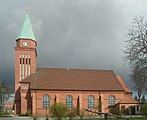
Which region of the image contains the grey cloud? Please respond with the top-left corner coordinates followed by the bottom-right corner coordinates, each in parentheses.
top-left (0, 0), bottom-right (147, 92)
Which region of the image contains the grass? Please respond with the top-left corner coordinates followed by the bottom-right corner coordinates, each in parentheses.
top-left (0, 112), bottom-right (13, 118)
top-left (107, 118), bottom-right (147, 120)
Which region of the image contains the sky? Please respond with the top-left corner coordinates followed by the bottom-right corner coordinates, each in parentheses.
top-left (0, 0), bottom-right (147, 92)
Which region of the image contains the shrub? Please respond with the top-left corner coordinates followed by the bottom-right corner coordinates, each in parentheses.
top-left (18, 109), bottom-right (32, 116)
top-left (50, 102), bottom-right (68, 120)
top-left (45, 116), bottom-right (49, 120)
top-left (32, 116), bottom-right (38, 120)
top-left (125, 108), bottom-right (131, 115)
top-left (140, 104), bottom-right (147, 117)
top-left (109, 106), bottom-right (120, 115)
top-left (98, 95), bottom-right (102, 112)
top-left (45, 114), bottom-right (49, 120)
top-left (79, 109), bottom-right (85, 120)
top-left (25, 109), bottom-right (32, 116)
top-left (0, 112), bottom-right (3, 117)
top-left (19, 113), bottom-right (25, 116)
top-left (67, 108), bottom-right (76, 120)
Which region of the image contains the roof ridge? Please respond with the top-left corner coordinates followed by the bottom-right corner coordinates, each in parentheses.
top-left (36, 67), bottom-right (113, 71)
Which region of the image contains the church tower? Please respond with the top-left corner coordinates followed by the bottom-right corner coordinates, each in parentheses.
top-left (15, 12), bottom-right (37, 114)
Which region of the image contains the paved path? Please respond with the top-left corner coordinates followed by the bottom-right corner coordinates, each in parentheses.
top-left (0, 117), bottom-right (54, 120)
top-left (0, 117), bottom-right (32, 120)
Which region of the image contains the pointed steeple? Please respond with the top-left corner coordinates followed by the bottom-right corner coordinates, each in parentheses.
top-left (17, 11), bottom-right (35, 41)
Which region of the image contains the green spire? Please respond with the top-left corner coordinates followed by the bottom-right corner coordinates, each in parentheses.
top-left (17, 13), bottom-right (35, 41)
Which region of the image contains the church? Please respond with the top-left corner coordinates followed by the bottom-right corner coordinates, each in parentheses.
top-left (14, 13), bottom-right (139, 116)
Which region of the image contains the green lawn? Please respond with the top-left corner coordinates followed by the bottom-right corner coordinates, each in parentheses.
top-left (69, 117), bottom-right (147, 120)
top-left (107, 118), bottom-right (147, 120)
top-left (66, 116), bottom-right (147, 120)
top-left (78, 116), bottom-right (147, 120)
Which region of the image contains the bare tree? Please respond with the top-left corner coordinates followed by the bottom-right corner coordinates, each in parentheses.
top-left (130, 65), bottom-right (147, 101)
top-left (0, 81), bottom-right (14, 112)
top-left (124, 16), bottom-right (147, 65)
top-left (0, 81), bottom-right (6, 112)
top-left (124, 16), bottom-right (147, 101)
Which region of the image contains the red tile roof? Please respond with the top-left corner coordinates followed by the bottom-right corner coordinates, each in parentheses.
top-left (118, 95), bottom-right (139, 104)
top-left (21, 68), bottom-right (125, 91)
top-left (116, 75), bottom-right (132, 93)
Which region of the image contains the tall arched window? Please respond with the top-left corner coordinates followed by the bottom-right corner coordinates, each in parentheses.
top-left (66, 96), bottom-right (73, 108)
top-left (88, 96), bottom-right (94, 108)
top-left (108, 95), bottom-right (115, 105)
top-left (42, 95), bottom-right (50, 109)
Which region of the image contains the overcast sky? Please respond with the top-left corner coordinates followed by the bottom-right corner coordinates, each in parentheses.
top-left (0, 0), bottom-right (147, 91)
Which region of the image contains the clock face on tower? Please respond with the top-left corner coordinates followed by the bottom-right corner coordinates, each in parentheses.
top-left (22, 42), bottom-right (28, 46)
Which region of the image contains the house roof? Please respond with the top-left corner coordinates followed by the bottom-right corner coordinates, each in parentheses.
top-left (116, 75), bottom-right (132, 93)
top-left (21, 68), bottom-right (126, 91)
top-left (117, 95), bottom-right (139, 104)
top-left (17, 13), bottom-right (35, 41)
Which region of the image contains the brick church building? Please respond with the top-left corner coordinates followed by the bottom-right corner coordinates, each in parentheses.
top-left (14, 13), bottom-right (139, 116)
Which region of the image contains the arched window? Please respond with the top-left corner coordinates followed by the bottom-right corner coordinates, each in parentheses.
top-left (88, 96), bottom-right (94, 108)
top-left (42, 95), bottom-right (50, 109)
top-left (108, 95), bottom-right (115, 105)
top-left (66, 96), bottom-right (73, 108)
